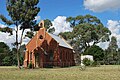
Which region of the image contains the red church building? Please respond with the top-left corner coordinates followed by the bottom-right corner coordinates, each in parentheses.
top-left (24, 21), bottom-right (75, 68)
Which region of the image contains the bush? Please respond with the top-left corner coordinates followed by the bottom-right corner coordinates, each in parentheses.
top-left (82, 58), bottom-right (91, 66)
top-left (82, 58), bottom-right (99, 67)
top-left (2, 56), bottom-right (12, 66)
top-left (28, 61), bottom-right (32, 69)
top-left (91, 61), bottom-right (100, 67)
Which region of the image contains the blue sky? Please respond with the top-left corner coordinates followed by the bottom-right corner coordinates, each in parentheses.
top-left (0, 0), bottom-right (120, 26)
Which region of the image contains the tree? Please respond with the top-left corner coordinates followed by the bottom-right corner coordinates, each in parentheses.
top-left (107, 36), bottom-right (118, 64)
top-left (59, 32), bottom-right (72, 40)
top-left (0, 42), bottom-right (11, 66)
top-left (117, 48), bottom-right (120, 64)
top-left (10, 48), bottom-right (17, 66)
top-left (44, 19), bottom-right (55, 33)
top-left (25, 31), bottom-right (34, 39)
top-left (60, 14), bottom-right (111, 53)
top-left (0, 0), bottom-right (40, 69)
top-left (108, 36), bottom-right (118, 53)
top-left (84, 45), bottom-right (104, 61)
top-left (0, 42), bottom-right (25, 66)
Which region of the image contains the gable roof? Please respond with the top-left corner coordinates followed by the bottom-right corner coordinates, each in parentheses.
top-left (48, 33), bottom-right (73, 49)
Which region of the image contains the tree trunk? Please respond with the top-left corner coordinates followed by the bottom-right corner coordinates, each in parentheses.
top-left (18, 29), bottom-right (25, 67)
top-left (19, 29), bottom-right (25, 50)
top-left (19, 29), bottom-right (25, 47)
top-left (16, 25), bottom-right (21, 69)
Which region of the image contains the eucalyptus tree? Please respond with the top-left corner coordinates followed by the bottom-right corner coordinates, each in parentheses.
top-left (60, 14), bottom-right (111, 53)
top-left (0, 0), bottom-right (40, 69)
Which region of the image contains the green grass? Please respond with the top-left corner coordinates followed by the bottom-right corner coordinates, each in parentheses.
top-left (0, 65), bottom-right (120, 80)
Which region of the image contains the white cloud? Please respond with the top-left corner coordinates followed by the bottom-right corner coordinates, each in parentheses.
top-left (83, 0), bottom-right (120, 12)
top-left (0, 24), bottom-right (31, 48)
top-left (0, 32), bottom-right (15, 48)
top-left (107, 20), bottom-right (120, 35)
top-left (107, 20), bottom-right (120, 48)
top-left (51, 16), bottom-right (73, 35)
top-left (0, 23), bottom-right (7, 28)
top-left (35, 16), bottom-right (41, 21)
top-left (97, 42), bottom-right (109, 50)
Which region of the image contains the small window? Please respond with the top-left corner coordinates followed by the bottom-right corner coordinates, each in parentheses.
top-left (40, 23), bottom-right (43, 28)
top-left (39, 35), bottom-right (43, 39)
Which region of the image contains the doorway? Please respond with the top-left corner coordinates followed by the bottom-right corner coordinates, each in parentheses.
top-left (48, 52), bottom-right (54, 67)
top-left (35, 53), bottom-right (40, 68)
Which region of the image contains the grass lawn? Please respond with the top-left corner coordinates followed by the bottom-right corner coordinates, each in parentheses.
top-left (0, 65), bottom-right (120, 80)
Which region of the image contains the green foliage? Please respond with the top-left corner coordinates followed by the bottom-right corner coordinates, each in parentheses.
top-left (108, 36), bottom-right (118, 51)
top-left (117, 48), bottom-right (120, 65)
top-left (25, 31), bottom-right (34, 38)
top-left (82, 58), bottom-right (91, 66)
top-left (91, 61), bottom-right (100, 67)
top-left (105, 36), bottom-right (119, 65)
top-left (0, 15), bottom-right (13, 25)
top-left (0, 42), bottom-right (25, 66)
top-left (59, 32), bottom-right (72, 40)
top-left (11, 48), bottom-right (18, 66)
top-left (44, 19), bottom-right (52, 29)
top-left (28, 61), bottom-right (32, 69)
top-left (44, 19), bottom-right (55, 34)
top-left (0, 42), bottom-right (11, 66)
top-left (84, 45), bottom-right (104, 61)
top-left (48, 27), bottom-right (55, 34)
top-left (0, 42), bottom-right (9, 49)
top-left (2, 56), bottom-right (12, 66)
top-left (5, 0), bottom-right (40, 29)
top-left (108, 36), bottom-right (118, 58)
top-left (0, 27), bottom-right (13, 35)
top-left (61, 14), bottom-right (111, 53)
top-left (82, 58), bottom-right (99, 67)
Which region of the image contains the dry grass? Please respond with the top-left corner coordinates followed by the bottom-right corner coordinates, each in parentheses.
top-left (0, 65), bottom-right (120, 80)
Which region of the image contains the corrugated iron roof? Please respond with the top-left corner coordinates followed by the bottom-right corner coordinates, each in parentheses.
top-left (48, 33), bottom-right (73, 49)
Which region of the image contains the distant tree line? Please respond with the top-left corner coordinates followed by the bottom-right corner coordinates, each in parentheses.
top-left (0, 42), bottom-right (25, 66)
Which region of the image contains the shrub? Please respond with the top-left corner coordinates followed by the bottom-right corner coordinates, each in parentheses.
top-left (82, 58), bottom-right (91, 66)
top-left (28, 61), bottom-right (32, 69)
top-left (2, 56), bottom-right (12, 66)
top-left (82, 58), bottom-right (99, 67)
